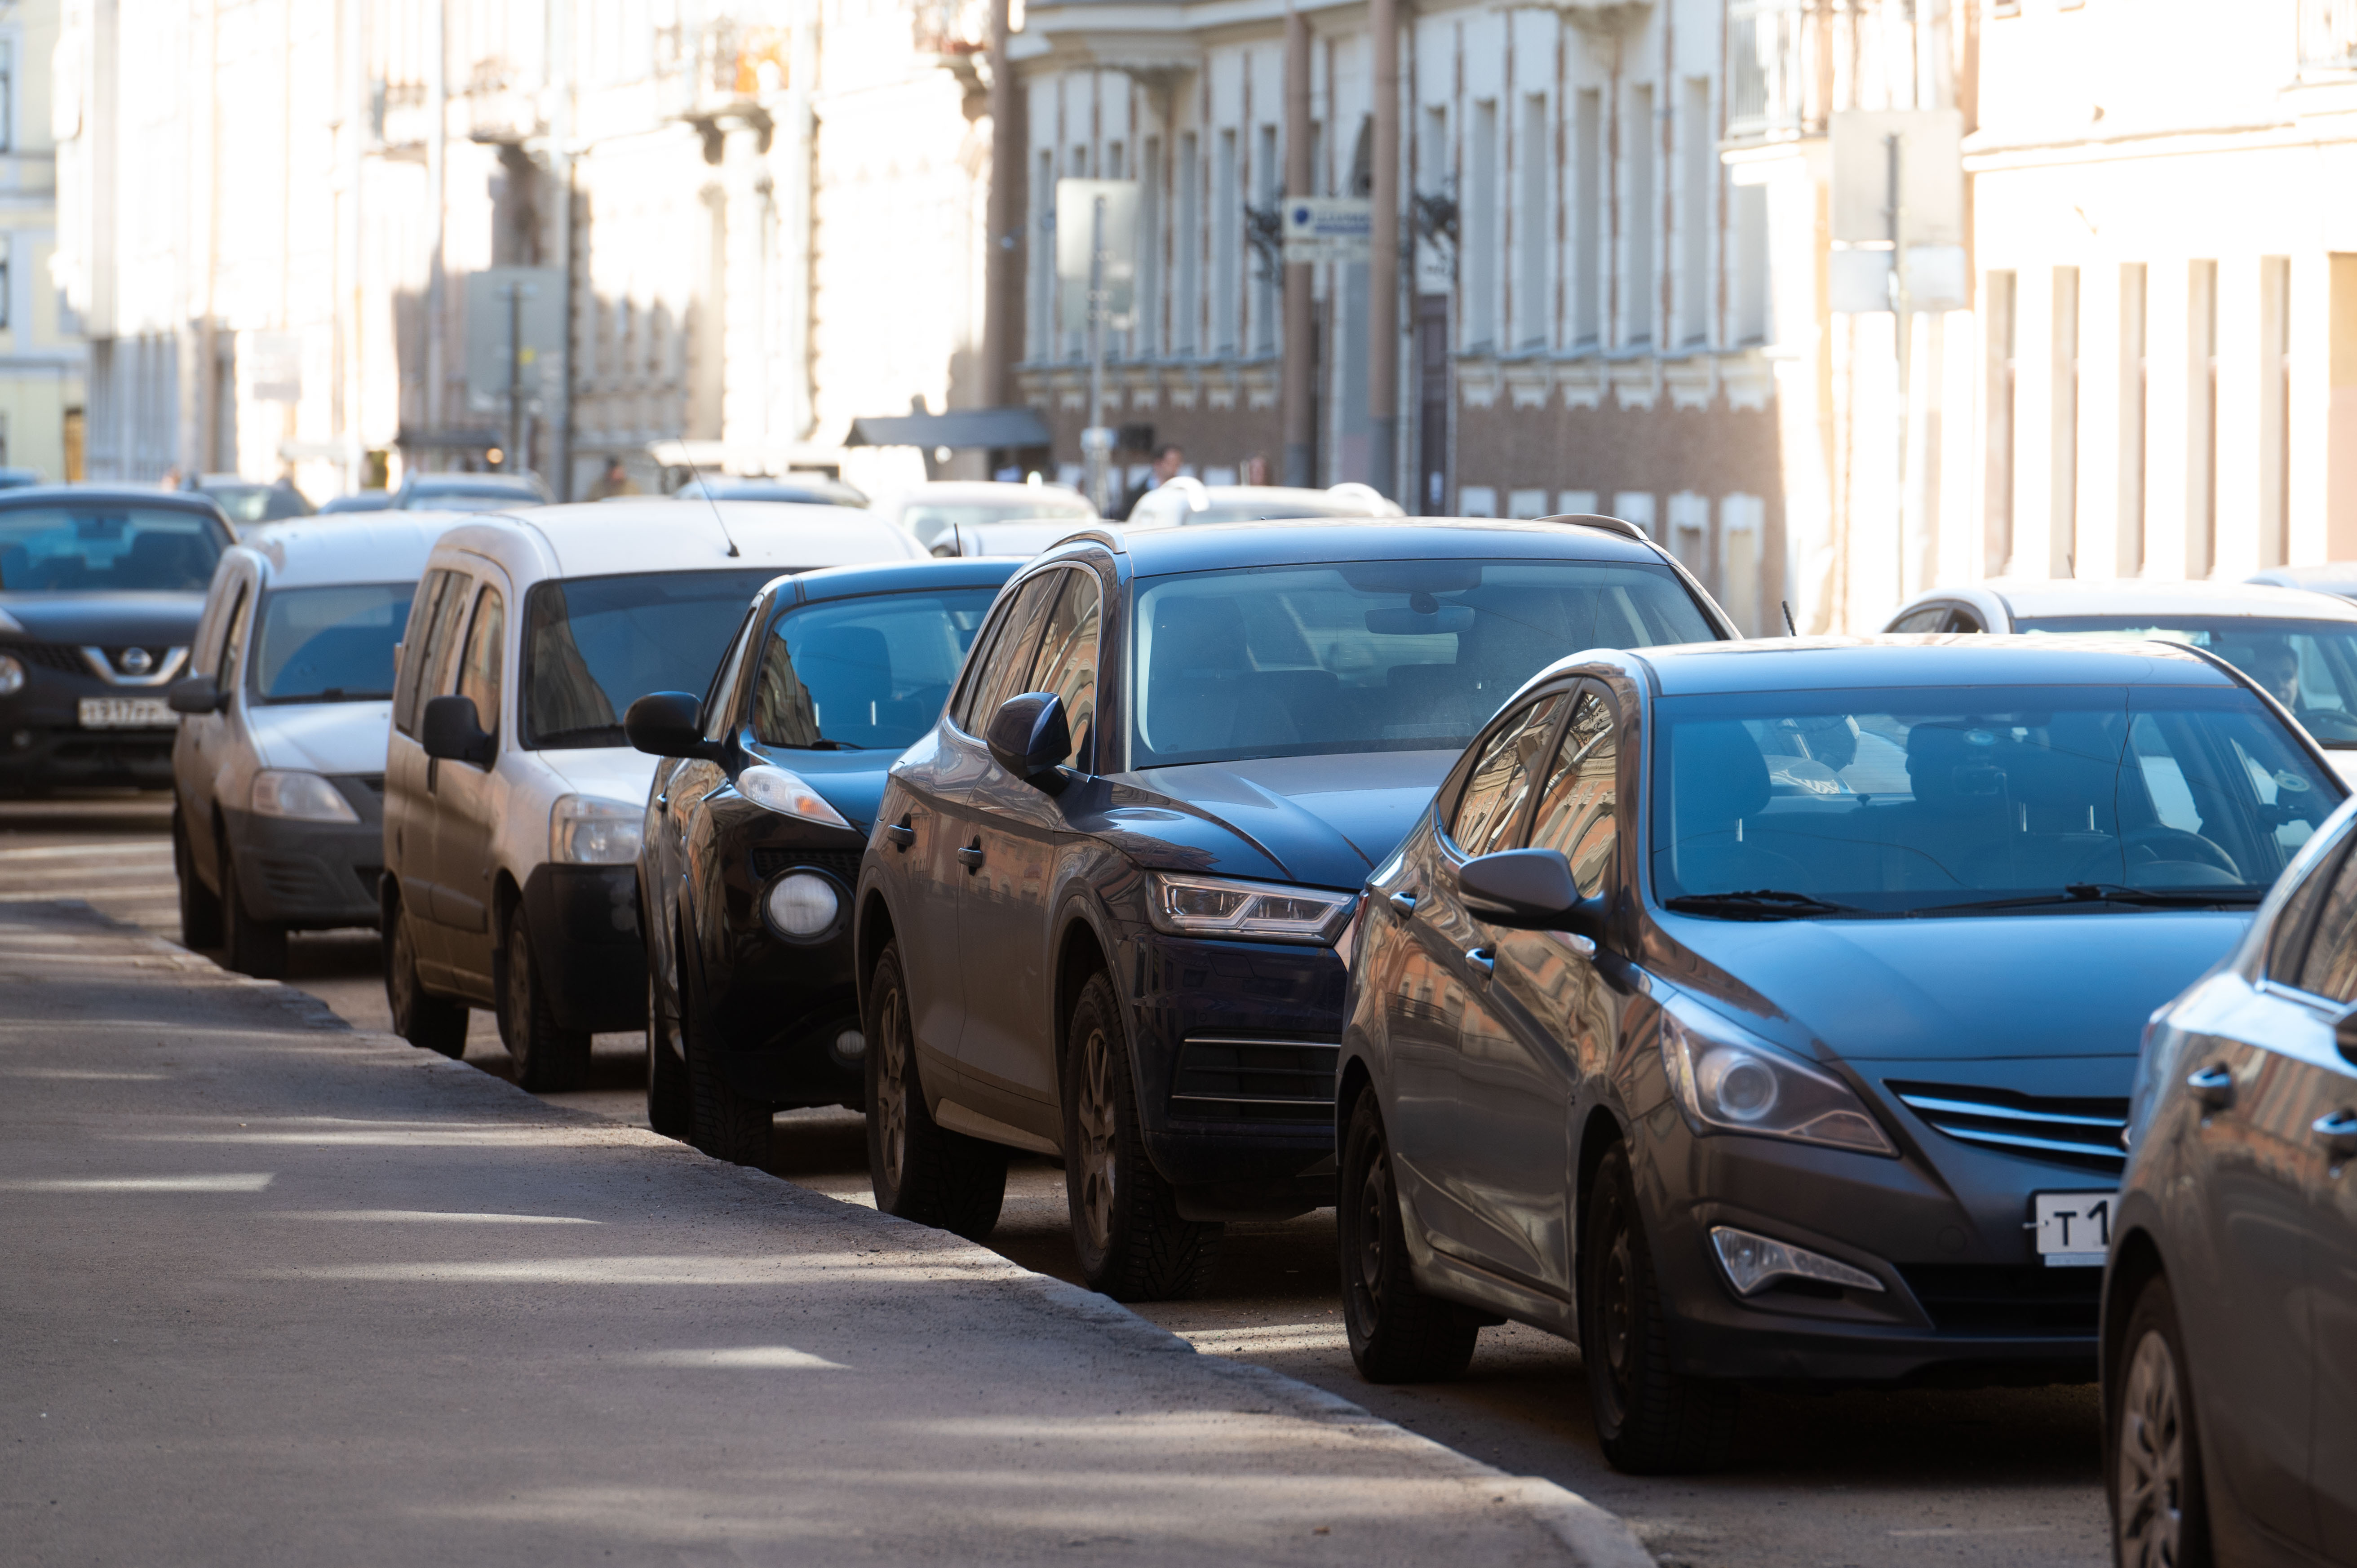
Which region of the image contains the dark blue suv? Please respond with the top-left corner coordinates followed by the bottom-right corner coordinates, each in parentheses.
top-left (852, 518), bottom-right (1731, 1298)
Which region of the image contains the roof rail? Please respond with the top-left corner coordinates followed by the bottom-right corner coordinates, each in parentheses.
top-left (1536, 513), bottom-right (1650, 543)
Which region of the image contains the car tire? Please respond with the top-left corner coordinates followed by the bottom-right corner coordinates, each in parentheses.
top-left (172, 806), bottom-right (222, 950)
top-left (1338, 1086), bottom-right (1480, 1381)
top-left (385, 896), bottom-right (468, 1058)
top-left (678, 948), bottom-right (772, 1165)
top-left (219, 842), bottom-right (288, 979)
top-left (498, 906), bottom-right (592, 1093)
top-left (863, 940), bottom-right (1006, 1240)
top-left (1063, 970), bottom-right (1221, 1302)
top-left (2111, 1275), bottom-right (2213, 1568)
top-left (645, 962), bottom-right (691, 1142)
top-left (1579, 1144), bottom-right (1738, 1474)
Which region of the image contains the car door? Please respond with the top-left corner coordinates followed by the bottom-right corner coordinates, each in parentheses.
top-left (2312, 1030), bottom-right (2357, 1563)
top-left (1392, 688), bottom-right (1565, 1272)
top-left (954, 565), bottom-right (1103, 1121)
top-left (662, 600), bottom-right (764, 992)
top-left (385, 568), bottom-right (468, 974)
top-left (182, 564), bottom-right (256, 886)
top-left (428, 576), bottom-right (510, 996)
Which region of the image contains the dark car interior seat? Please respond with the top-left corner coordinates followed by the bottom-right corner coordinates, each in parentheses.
top-left (1145, 596), bottom-right (1301, 757)
top-left (1660, 722), bottom-right (1807, 891)
top-left (124, 530), bottom-right (208, 590)
top-left (799, 625), bottom-right (898, 740)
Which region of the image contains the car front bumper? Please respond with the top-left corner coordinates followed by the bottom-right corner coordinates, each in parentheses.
top-left (222, 797), bottom-right (385, 929)
top-left (522, 864), bottom-right (647, 1035)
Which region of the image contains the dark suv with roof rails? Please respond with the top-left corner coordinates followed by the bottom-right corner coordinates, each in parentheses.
top-left (852, 516), bottom-right (1734, 1299)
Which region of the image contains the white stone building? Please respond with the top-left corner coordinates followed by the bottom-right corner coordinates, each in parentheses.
top-left (0, 0), bottom-right (87, 482)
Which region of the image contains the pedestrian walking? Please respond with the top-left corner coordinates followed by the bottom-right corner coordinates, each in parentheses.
top-left (1120, 443), bottom-right (1183, 519)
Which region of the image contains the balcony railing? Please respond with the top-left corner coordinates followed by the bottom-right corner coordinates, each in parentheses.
top-left (2303, 0), bottom-right (2357, 70)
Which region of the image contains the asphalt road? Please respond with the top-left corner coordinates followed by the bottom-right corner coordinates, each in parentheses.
top-left (6, 795), bottom-right (2112, 1568)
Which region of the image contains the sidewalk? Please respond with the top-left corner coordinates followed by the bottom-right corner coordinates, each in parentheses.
top-left (0, 900), bottom-right (1651, 1566)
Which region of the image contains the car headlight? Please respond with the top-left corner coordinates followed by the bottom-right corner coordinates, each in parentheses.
top-left (1146, 872), bottom-right (1356, 945)
top-left (0, 653), bottom-right (24, 697)
top-left (249, 769), bottom-right (359, 823)
top-left (762, 871), bottom-right (842, 940)
top-left (1710, 1225), bottom-right (1884, 1295)
top-left (549, 794), bottom-right (644, 865)
top-left (1658, 992), bottom-right (1896, 1156)
top-left (738, 763), bottom-right (852, 829)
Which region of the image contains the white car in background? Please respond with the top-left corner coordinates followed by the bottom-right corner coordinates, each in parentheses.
top-left (168, 513), bottom-right (471, 978)
top-left (378, 500), bottom-right (925, 1085)
top-left (871, 480), bottom-right (1095, 551)
top-left (1883, 578), bottom-right (2357, 780)
top-left (1125, 478), bottom-right (1401, 528)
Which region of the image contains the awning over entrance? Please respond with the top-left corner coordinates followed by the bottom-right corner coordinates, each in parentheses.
top-left (845, 407), bottom-right (1052, 450)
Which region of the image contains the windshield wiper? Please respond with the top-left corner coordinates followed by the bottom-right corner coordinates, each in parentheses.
top-left (1914, 882), bottom-right (2265, 914)
top-left (1662, 889), bottom-right (1861, 920)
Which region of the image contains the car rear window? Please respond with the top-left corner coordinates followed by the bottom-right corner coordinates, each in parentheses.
top-left (253, 583), bottom-right (415, 703)
top-left (0, 506), bottom-right (223, 592)
top-left (520, 568), bottom-right (783, 749)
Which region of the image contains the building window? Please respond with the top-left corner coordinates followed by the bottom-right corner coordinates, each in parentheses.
top-left (1721, 494), bottom-right (1766, 636)
top-left (1515, 95), bottom-right (1549, 350)
top-left (1668, 491), bottom-right (1711, 586)
top-left (2262, 256), bottom-right (2293, 568)
top-left (1214, 129), bottom-right (1238, 354)
top-left (1253, 124), bottom-right (1278, 354)
top-left (1572, 89), bottom-right (1602, 348)
top-left (1176, 133), bottom-right (1199, 356)
top-left (1732, 183), bottom-right (1769, 345)
top-left (2119, 263), bottom-right (2148, 575)
top-left (1028, 151), bottom-right (1053, 362)
top-left (1625, 84), bottom-right (1655, 348)
top-left (2052, 266), bottom-right (2080, 575)
top-left (1466, 100), bottom-right (1498, 351)
top-left (0, 39), bottom-right (14, 155)
top-left (1679, 78), bottom-right (1712, 348)
top-left (1138, 136), bottom-right (1161, 356)
top-left (1985, 270), bottom-right (2017, 573)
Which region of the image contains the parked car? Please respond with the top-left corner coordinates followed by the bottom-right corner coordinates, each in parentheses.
top-left (2104, 792), bottom-right (2357, 1567)
top-left (1338, 634), bottom-right (2342, 1474)
top-left (2249, 560), bottom-right (2357, 604)
top-left (852, 517), bottom-right (1735, 1298)
top-left (0, 487), bottom-right (233, 793)
top-left (625, 557), bottom-right (1022, 1158)
top-left (167, 513), bottom-right (469, 976)
top-left (674, 474), bottom-right (870, 508)
top-left (192, 474), bottom-right (314, 531)
top-left (873, 480), bottom-right (1095, 551)
top-left (929, 517), bottom-right (1140, 559)
top-left (1126, 479), bottom-right (1401, 529)
top-left (318, 492), bottom-right (396, 515)
top-left (378, 501), bottom-right (926, 1086)
top-left (1882, 579), bottom-right (2357, 781)
top-left (391, 472), bottom-right (552, 510)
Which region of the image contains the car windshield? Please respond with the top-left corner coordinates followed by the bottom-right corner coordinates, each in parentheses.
top-left (253, 583), bottom-right (415, 703)
top-left (1649, 685), bottom-right (2339, 917)
top-left (2014, 615), bottom-right (2357, 749)
top-left (748, 588), bottom-right (1000, 751)
top-left (522, 568), bottom-right (782, 749)
top-left (1130, 558), bottom-right (1714, 767)
top-left (0, 506), bottom-right (222, 592)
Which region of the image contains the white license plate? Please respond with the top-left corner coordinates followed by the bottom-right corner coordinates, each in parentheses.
top-left (2031, 1191), bottom-right (2116, 1267)
top-left (77, 697), bottom-right (175, 730)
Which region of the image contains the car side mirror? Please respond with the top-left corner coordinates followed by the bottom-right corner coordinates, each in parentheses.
top-left (1458, 848), bottom-right (1605, 938)
top-left (420, 693), bottom-right (496, 766)
top-left (167, 674), bottom-right (227, 715)
top-left (2335, 1001), bottom-right (2357, 1065)
top-left (986, 691), bottom-right (1071, 790)
top-left (622, 691), bottom-right (722, 762)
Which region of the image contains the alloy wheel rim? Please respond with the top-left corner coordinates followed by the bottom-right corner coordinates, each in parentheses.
top-left (1077, 1024), bottom-right (1118, 1253)
top-left (2117, 1329), bottom-right (2185, 1568)
top-left (877, 987), bottom-right (908, 1191)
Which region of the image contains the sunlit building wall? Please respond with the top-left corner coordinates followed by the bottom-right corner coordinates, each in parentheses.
top-left (0, 0), bottom-right (88, 483)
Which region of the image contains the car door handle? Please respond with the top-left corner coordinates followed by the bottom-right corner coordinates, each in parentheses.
top-left (1387, 891), bottom-right (1418, 918)
top-left (2314, 1109), bottom-right (2357, 1160)
top-left (2187, 1063), bottom-right (2236, 1111)
top-left (885, 819), bottom-right (916, 850)
top-left (1464, 946), bottom-right (1495, 980)
top-left (957, 839), bottom-right (985, 871)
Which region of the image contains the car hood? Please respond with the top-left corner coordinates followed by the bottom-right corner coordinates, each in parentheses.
top-left (538, 746), bottom-right (660, 809)
top-left (751, 748), bottom-right (896, 833)
top-left (247, 702), bottom-right (395, 776)
top-left (1099, 751), bottom-right (1457, 890)
top-left (0, 593), bottom-right (206, 645)
top-left (1661, 908), bottom-right (2252, 1063)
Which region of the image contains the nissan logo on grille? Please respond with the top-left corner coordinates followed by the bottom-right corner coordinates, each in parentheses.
top-left (115, 648), bottom-right (153, 676)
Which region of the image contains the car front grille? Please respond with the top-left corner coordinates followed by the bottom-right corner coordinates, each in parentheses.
top-left (1170, 1037), bottom-right (1338, 1123)
top-left (0, 641), bottom-right (90, 673)
top-left (1898, 1264), bottom-right (2104, 1336)
top-left (1887, 1081), bottom-right (2128, 1173)
top-left (750, 847), bottom-right (864, 884)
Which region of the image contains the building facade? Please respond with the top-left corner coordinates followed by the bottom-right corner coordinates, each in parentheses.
top-left (3, 0), bottom-right (86, 483)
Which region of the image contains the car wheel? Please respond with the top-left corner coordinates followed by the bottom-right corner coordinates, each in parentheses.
top-left (863, 940), bottom-right (1006, 1240)
top-left (172, 806), bottom-right (222, 950)
top-left (219, 842), bottom-right (288, 979)
top-left (1338, 1086), bottom-right (1479, 1381)
top-left (2112, 1275), bottom-right (2213, 1568)
top-left (498, 906), bottom-right (592, 1092)
top-left (1062, 970), bottom-right (1220, 1301)
top-left (677, 949), bottom-right (772, 1165)
top-left (1579, 1143), bottom-right (1738, 1474)
top-left (385, 896), bottom-right (467, 1057)
top-left (644, 961), bottom-right (691, 1141)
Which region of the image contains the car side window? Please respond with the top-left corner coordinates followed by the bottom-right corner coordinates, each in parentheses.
top-left (2290, 840), bottom-right (2357, 1001)
top-left (1889, 607), bottom-right (1947, 633)
top-left (1448, 694), bottom-right (1564, 857)
top-left (1529, 688), bottom-right (1619, 897)
top-left (957, 572), bottom-right (1063, 732)
top-left (392, 570), bottom-right (450, 737)
top-left (702, 604), bottom-right (763, 743)
top-left (454, 587), bottom-right (505, 746)
top-left (1945, 609), bottom-right (1988, 633)
top-left (399, 571), bottom-right (474, 737)
top-left (1023, 570), bottom-right (1102, 771)
top-left (215, 580), bottom-right (253, 690)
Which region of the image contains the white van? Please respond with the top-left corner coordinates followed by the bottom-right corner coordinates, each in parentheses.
top-left (380, 500), bottom-right (925, 1086)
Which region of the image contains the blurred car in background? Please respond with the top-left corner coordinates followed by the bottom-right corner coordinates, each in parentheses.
top-left (1883, 580), bottom-right (2357, 782)
top-left (626, 555), bottom-right (1020, 1158)
top-left (193, 474), bottom-right (314, 531)
top-left (2106, 790), bottom-right (2357, 1567)
top-left (2249, 561), bottom-right (2357, 604)
top-left (1126, 479), bottom-right (1401, 529)
top-left (168, 513), bottom-right (469, 975)
top-left (378, 499), bottom-right (926, 1089)
top-left (674, 474), bottom-right (870, 508)
top-left (928, 518), bottom-right (1125, 558)
top-left (0, 487), bottom-right (232, 793)
top-left (0, 468), bottom-right (44, 490)
top-left (318, 492), bottom-right (396, 515)
top-left (874, 480), bottom-right (1094, 551)
top-left (391, 472), bottom-right (552, 510)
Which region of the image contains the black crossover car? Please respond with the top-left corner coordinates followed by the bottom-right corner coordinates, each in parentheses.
top-left (852, 518), bottom-right (1732, 1299)
top-left (0, 487), bottom-right (232, 792)
top-left (1338, 635), bottom-right (2342, 1474)
top-left (627, 557), bottom-right (1018, 1160)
